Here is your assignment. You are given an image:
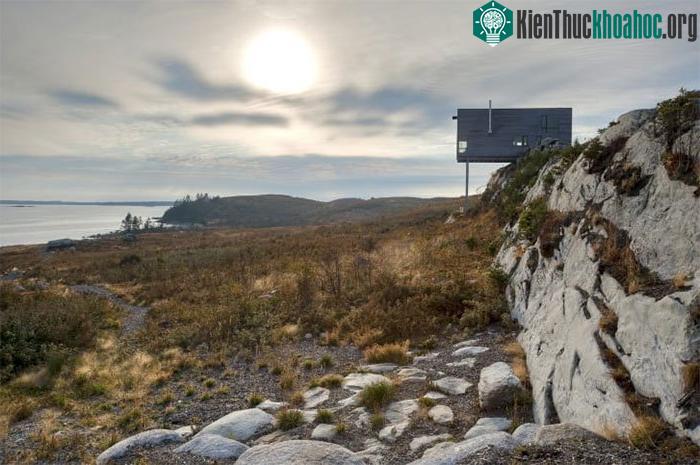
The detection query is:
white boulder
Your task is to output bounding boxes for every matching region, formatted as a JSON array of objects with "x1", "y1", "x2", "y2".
[
  {"x1": 174, "y1": 434, "x2": 248, "y2": 459},
  {"x1": 195, "y1": 408, "x2": 274, "y2": 441},
  {"x1": 477, "y1": 362, "x2": 522, "y2": 410}
]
